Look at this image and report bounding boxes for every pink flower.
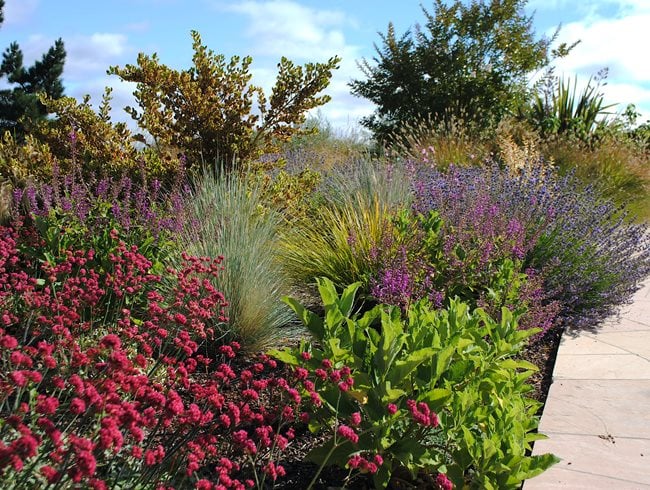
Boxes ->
[337,424,359,444]
[300,351,311,360]
[350,412,362,426]
[387,403,398,415]
[435,473,454,490]
[70,398,86,415]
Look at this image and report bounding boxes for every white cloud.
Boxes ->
[222,0,349,59]
[553,14,650,83]
[2,0,38,25]
[219,0,373,129]
[65,33,131,78]
[18,32,131,82]
[544,0,650,120]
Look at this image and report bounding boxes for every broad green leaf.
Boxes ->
[282,296,324,338]
[325,306,345,331]
[506,453,560,483]
[316,276,339,307]
[347,389,369,405]
[326,338,349,360]
[390,347,435,385]
[268,348,300,366]
[339,281,362,317]
[420,388,452,412]
[500,359,539,371]
[381,386,406,403]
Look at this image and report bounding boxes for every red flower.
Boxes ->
[70,398,86,415]
[9,370,26,387]
[337,424,359,444]
[436,473,454,490]
[99,334,121,350]
[40,465,61,483]
[35,395,59,415]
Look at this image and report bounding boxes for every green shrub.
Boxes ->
[180,169,294,352]
[109,31,340,172]
[272,278,558,488]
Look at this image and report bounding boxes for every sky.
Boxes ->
[1,0,649,132]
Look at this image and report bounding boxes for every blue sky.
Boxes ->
[1,0,649,131]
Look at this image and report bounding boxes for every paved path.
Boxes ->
[525,281,650,489]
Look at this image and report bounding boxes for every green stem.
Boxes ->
[306,393,341,490]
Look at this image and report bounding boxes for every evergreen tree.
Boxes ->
[0,0,66,137]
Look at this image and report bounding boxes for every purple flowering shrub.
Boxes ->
[368,203,556,334]
[414,163,650,330]
[14,167,187,238]
[11,168,188,274]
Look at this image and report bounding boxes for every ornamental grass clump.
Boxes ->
[280,158,413,292]
[180,169,294,352]
[414,163,650,330]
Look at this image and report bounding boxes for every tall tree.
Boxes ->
[0,0,66,137]
[350,0,568,143]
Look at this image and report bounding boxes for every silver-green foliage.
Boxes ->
[321,157,414,211]
[181,170,293,351]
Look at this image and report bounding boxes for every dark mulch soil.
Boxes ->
[519,325,564,410]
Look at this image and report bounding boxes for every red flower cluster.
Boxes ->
[347,453,384,474]
[406,399,439,427]
[435,472,454,490]
[0,224,306,488]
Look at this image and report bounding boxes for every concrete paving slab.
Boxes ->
[553,353,650,380]
[527,433,650,487]
[584,331,650,359]
[619,307,650,326]
[557,334,629,355]
[525,465,650,489]
[572,316,650,334]
[630,284,650,302]
[537,379,650,438]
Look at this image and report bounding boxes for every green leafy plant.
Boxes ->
[271,278,558,488]
[525,72,615,144]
